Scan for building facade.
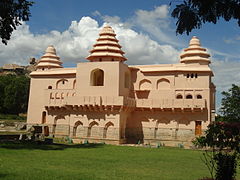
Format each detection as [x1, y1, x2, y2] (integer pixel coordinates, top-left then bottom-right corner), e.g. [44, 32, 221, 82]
[27, 26, 215, 147]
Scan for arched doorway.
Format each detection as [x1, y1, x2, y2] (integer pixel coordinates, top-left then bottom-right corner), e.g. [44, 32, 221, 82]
[42, 111, 46, 124]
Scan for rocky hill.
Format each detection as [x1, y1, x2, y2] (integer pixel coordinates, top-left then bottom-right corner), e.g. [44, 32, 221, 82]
[0, 58, 37, 76]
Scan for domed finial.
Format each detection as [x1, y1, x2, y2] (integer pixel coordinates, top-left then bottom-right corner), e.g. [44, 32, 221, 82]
[99, 25, 116, 36]
[36, 45, 63, 70]
[45, 45, 56, 54]
[189, 36, 201, 47]
[180, 36, 211, 65]
[86, 25, 127, 62]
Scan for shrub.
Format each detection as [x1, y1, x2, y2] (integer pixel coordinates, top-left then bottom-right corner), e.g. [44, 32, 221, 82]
[193, 121, 240, 180]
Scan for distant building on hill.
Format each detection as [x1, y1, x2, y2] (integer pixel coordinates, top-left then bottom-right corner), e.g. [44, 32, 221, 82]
[27, 26, 216, 147]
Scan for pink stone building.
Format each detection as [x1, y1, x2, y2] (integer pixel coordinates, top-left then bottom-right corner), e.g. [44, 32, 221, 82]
[27, 26, 215, 146]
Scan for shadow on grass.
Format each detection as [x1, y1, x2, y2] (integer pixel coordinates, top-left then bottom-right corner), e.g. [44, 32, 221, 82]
[0, 140, 105, 150]
[0, 174, 8, 178]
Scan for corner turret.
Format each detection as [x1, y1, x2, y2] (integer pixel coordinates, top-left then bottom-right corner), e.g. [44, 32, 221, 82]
[36, 45, 63, 70]
[180, 36, 211, 65]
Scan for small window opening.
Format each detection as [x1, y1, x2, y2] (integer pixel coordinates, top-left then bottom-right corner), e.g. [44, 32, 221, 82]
[42, 68, 45, 71]
[197, 95, 202, 99]
[191, 74, 194, 78]
[99, 58, 102, 62]
[186, 94, 193, 99]
[176, 94, 183, 99]
[195, 73, 198, 78]
[48, 86, 52, 89]
[187, 74, 190, 78]
[112, 58, 114, 61]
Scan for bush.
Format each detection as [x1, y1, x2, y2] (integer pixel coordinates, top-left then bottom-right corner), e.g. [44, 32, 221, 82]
[194, 121, 240, 180]
[214, 153, 237, 180]
[0, 114, 26, 120]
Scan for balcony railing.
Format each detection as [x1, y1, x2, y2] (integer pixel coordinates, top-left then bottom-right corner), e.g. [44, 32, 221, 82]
[44, 89, 206, 110]
[66, 96, 136, 108]
[44, 89, 76, 106]
[136, 99, 206, 109]
[44, 89, 136, 108]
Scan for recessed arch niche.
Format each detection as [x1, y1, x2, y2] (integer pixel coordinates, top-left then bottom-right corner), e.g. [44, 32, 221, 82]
[73, 121, 84, 137]
[156, 78, 170, 89]
[90, 68, 104, 86]
[139, 79, 152, 90]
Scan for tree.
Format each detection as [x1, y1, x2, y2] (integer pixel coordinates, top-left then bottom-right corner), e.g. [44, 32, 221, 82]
[194, 121, 240, 180]
[0, 0, 34, 45]
[171, 0, 240, 35]
[220, 84, 240, 122]
[0, 75, 30, 115]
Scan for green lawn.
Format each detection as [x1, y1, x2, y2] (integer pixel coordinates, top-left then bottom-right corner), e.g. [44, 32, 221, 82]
[0, 141, 239, 180]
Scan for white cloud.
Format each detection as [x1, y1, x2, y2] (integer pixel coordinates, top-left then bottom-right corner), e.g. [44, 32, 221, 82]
[0, 16, 180, 67]
[223, 35, 240, 44]
[94, 5, 184, 47]
[211, 59, 240, 93]
[106, 23, 179, 65]
[0, 7, 239, 112]
[132, 5, 183, 47]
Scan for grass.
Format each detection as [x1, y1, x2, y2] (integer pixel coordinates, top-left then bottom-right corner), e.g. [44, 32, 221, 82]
[0, 141, 239, 180]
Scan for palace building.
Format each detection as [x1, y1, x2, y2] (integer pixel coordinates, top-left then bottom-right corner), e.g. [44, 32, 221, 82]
[27, 25, 215, 146]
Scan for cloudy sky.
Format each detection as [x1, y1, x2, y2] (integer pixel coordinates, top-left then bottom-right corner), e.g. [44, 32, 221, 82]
[1, 0, 240, 111]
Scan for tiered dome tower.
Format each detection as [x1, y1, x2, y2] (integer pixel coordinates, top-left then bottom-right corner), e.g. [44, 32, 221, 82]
[180, 36, 211, 65]
[36, 45, 63, 70]
[86, 25, 127, 62]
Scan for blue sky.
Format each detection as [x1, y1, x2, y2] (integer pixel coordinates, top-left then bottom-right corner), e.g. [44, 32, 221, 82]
[0, 0, 240, 111]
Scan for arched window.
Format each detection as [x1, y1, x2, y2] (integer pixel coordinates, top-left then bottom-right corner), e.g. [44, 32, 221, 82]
[195, 73, 198, 78]
[191, 74, 194, 78]
[124, 72, 130, 88]
[90, 69, 104, 86]
[196, 94, 202, 99]
[56, 79, 68, 89]
[186, 94, 193, 99]
[187, 74, 190, 78]
[48, 86, 52, 89]
[176, 94, 183, 99]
